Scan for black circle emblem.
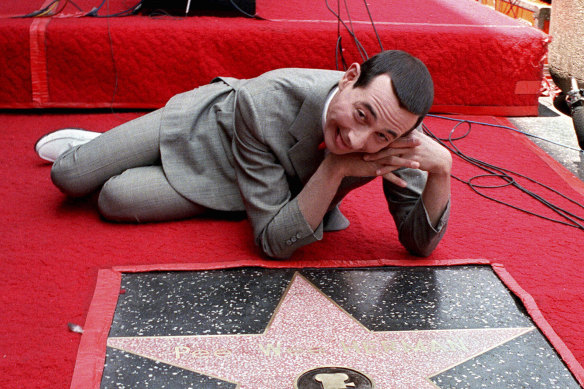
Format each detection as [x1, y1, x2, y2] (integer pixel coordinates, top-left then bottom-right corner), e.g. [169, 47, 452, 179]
[295, 367, 374, 389]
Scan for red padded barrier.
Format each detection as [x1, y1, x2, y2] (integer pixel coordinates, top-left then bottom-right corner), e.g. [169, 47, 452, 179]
[0, 0, 549, 115]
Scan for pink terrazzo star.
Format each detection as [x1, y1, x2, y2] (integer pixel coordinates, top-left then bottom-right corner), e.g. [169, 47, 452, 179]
[108, 273, 535, 388]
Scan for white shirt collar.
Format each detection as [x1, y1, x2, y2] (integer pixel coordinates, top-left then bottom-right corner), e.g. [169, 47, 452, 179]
[321, 86, 339, 131]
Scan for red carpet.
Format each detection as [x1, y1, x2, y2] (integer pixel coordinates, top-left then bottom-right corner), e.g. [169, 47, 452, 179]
[1, 111, 583, 387]
[0, 0, 548, 115]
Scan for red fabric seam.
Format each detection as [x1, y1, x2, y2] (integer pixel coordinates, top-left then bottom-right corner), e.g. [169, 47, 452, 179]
[29, 17, 51, 107]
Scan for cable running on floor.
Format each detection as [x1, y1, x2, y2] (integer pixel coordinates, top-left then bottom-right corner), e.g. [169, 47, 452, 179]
[424, 115, 584, 230]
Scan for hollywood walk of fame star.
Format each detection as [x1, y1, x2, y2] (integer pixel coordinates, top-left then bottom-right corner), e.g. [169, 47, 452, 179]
[107, 272, 535, 388]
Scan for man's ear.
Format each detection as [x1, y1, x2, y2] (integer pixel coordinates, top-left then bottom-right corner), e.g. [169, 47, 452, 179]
[339, 63, 361, 90]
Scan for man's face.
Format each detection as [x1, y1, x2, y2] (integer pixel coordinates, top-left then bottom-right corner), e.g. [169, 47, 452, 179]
[323, 64, 419, 155]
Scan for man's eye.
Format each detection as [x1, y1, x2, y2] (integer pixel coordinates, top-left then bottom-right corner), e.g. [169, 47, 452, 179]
[377, 132, 388, 141]
[357, 109, 366, 119]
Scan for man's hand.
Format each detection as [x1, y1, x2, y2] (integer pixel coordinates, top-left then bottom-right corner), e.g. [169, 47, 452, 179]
[363, 130, 452, 186]
[326, 143, 421, 186]
[359, 130, 452, 227]
[299, 130, 451, 231]
[297, 146, 420, 232]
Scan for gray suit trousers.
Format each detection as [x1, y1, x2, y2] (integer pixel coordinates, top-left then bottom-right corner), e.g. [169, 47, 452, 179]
[50, 109, 206, 222]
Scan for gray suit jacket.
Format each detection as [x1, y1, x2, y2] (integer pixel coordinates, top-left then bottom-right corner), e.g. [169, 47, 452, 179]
[160, 68, 448, 259]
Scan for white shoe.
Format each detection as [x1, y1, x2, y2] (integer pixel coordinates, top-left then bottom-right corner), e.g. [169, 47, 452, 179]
[34, 128, 101, 162]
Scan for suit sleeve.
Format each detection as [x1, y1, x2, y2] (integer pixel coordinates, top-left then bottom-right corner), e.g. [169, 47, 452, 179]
[383, 169, 450, 257]
[231, 88, 323, 259]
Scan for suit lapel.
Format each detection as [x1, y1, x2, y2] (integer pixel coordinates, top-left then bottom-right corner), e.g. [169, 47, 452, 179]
[288, 79, 338, 184]
[288, 134, 324, 185]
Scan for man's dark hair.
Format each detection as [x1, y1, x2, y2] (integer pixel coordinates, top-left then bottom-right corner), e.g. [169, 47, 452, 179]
[354, 50, 434, 130]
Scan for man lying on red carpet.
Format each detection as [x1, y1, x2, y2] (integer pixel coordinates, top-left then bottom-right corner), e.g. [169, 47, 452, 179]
[35, 50, 452, 259]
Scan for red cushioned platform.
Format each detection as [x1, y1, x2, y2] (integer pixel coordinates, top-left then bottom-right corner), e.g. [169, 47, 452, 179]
[0, 0, 548, 115]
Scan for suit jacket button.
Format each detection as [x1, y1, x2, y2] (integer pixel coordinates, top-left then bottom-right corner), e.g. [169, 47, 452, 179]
[286, 240, 292, 246]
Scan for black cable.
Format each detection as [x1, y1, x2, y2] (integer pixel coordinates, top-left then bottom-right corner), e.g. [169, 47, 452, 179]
[13, 0, 60, 18]
[90, 0, 143, 17]
[425, 118, 584, 228]
[335, 0, 345, 70]
[86, 0, 107, 16]
[343, 0, 368, 62]
[339, 0, 368, 63]
[422, 116, 584, 230]
[228, 0, 267, 20]
[68, 0, 85, 12]
[147, 9, 185, 20]
[325, 0, 386, 70]
[362, 0, 383, 52]
[53, 0, 72, 16]
[325, 0, 369, 69]
[432, 120, 584, 213]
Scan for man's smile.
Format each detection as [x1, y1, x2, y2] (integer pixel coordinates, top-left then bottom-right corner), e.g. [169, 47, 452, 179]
[335, 127, 352, 152]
